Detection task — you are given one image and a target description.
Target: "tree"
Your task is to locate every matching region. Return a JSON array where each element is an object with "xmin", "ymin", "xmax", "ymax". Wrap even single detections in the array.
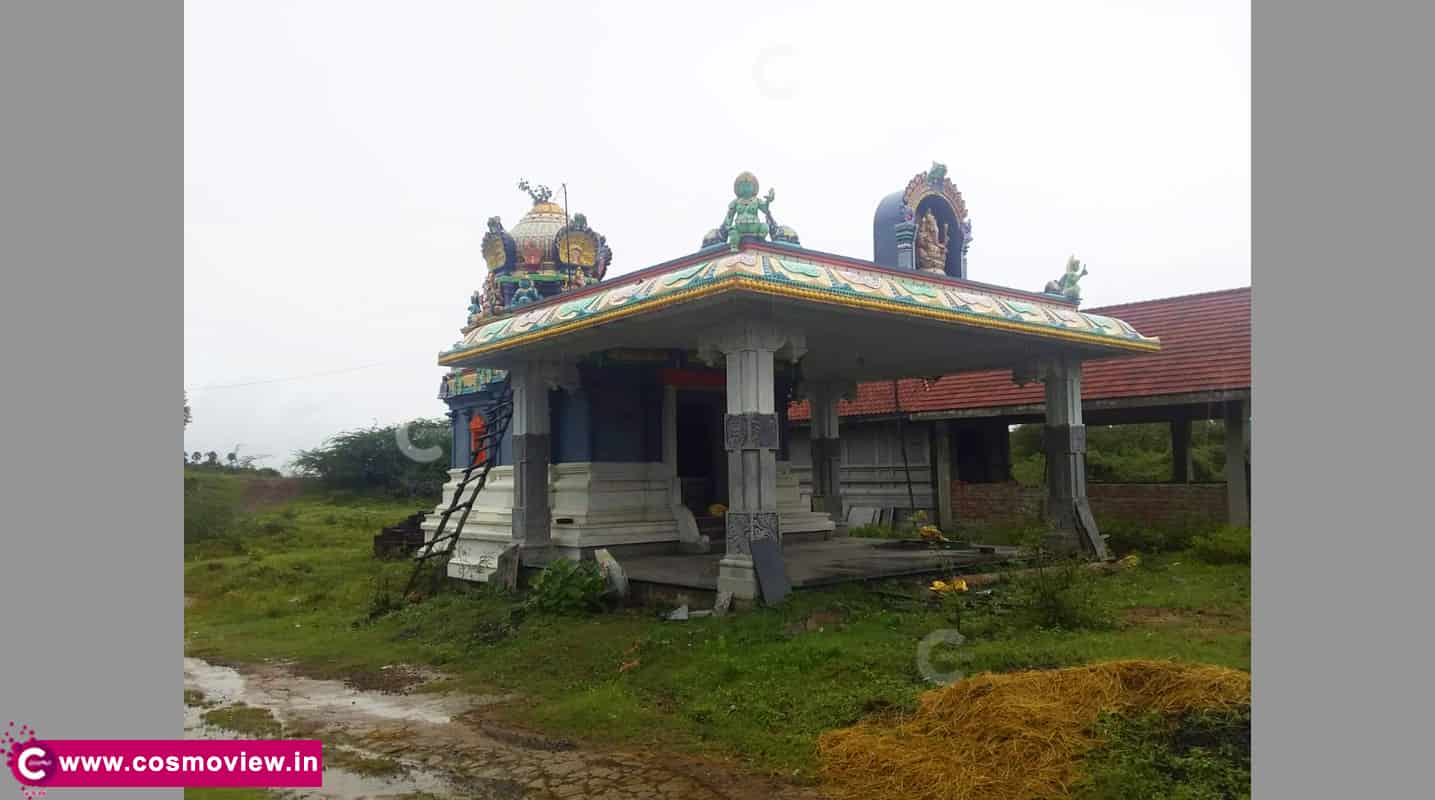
[
  {"xmin": 291, "ymin": 418, "xmax": 452, "ymax": 498},
  {"xmin": 204, "ymin": 451, "xmax": 219, "ymax": 466},
  {"xmin": 1008, "ymin": 421, "xmax": 1229, "ymax": 486},
  {"xmin": 190, "ymin": 451, "xmax": 203, "ymax": 465},
  {"xmin": 184, "ymin": 391, "xmax": 192, "ymax": 429}
]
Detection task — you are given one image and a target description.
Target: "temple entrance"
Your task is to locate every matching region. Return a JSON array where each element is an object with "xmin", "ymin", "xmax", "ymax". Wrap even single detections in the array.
[{"xmin": 675, "ymin": 390, "xmax": 726, "ymax": 516}]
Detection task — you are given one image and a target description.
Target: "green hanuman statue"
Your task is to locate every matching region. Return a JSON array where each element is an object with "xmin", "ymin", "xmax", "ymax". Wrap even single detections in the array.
[
  {"xmin": 1044, "ymin": 256, "xmax": 1089, "ymax": 302},
  {"xmin": 701, "ymin": 171, "xmax": 799, "ymax": 250},
  {"xmin": 721, "ymin": 171, "xmax": 776, "ymax": 251}
]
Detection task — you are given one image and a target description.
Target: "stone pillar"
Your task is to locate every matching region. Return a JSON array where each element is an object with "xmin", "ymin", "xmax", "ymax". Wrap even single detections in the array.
[
  {"xmin": 933, "ymin": 420, "xmax": 955, "ymax": 531},
  {"xmin": 806, "ymin": 380, "xmax": 850, "ymax": 528},
  {"xmin": 1171, "ymin": 416, "xmax": 1193, "ymax": 483},
  {"xmin": 661, "ymin": 384, "xmax": 680, "ymax": 501},
  {"xmin": 1021, "ymin": 358, "xmax": 1107, "ymax": 559},
  {"xmin": 700, "ymin": 320, "xmax": 805, "ymax": 600},
  {"xmin": 509, "ymin": 362, "xmax": 565, "ymax": 552},
  {"xmin": 1225, "ymin": 399, "xmax": 1250, "ymax": 526},
  {"xmin": 988, "ymin": 420, "xmax": 1013, "ymax": 482}
]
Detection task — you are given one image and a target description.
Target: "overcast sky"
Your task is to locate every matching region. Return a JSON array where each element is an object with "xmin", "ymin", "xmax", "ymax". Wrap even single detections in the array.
[{"xmin": 184, "ymin": 0, "xmax": 1250, "ymax": 469}]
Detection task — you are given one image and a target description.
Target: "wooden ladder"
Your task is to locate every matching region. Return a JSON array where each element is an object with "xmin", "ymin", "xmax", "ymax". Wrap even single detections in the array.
[{"xmin": 404, "ymin": 377, "xmax": 513, "ymax": 597}]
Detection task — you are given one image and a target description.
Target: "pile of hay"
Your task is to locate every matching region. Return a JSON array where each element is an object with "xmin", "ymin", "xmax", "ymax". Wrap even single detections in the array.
[{"xmin": 817, "ymin": 660, "xmax": 1250, "ymax": 800}]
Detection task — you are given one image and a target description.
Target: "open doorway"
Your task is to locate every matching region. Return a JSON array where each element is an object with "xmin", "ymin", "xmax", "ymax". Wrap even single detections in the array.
[{"xmin": 676, "ymin": 390, "xmax": 726, "ymax": 516}]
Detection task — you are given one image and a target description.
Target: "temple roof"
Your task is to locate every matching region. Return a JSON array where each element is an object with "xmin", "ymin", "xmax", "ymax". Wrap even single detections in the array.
[
  {"xmin": 788, "ymin": 287, "xmax": 1247, "ymax": 420},
  {"xmin": 438, "ymin": 241, "xmax": 1159, "ymax": 375}
]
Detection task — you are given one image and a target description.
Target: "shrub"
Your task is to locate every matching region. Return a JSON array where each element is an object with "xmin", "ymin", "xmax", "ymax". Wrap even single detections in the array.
[
  {"xmin": 1190, "ymin": 526, "xmax": 1251, "ymax": 565},
  {"xmin": 366, "ymin": 573, "xmax": 405, "ymax": 618},
  {"xmin": 1011, "ymin": 557, "xmax": 1113, "ymax": 630},
  {"xmin": 1101, "ymin": 518, "xmax": 1202, "ymax": 555},
  {"xmin": 526, "ymin": 559, "xmax": 608, "ymax": 614}
]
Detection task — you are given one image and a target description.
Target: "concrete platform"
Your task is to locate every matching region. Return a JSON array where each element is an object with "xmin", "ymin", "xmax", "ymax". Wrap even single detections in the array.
[{"xmin": 620, "ymin": 537, "xmax": 1020, "ymax": 594}]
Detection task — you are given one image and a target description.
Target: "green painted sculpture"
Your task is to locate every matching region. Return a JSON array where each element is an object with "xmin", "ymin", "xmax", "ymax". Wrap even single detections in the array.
[
  {"xmin": 1044, "ymin": 256, "xmax": 1089, "ymax": 302},
  {"xmin": 509, "ymin": 274, "xmax": 541, "ymax": 308},
  {"xmin": 725, "ymin": 171, "xmax": 773, "ymax": 251},
  {"xmin": 704, "ymin": 171, "xmax": 797, "ymax": 251}
]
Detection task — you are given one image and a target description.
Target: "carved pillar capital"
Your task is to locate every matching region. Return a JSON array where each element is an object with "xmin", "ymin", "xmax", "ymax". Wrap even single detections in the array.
[
  {"xmin": 696, "ymin": 318, "xmax": 806, "ymax": 365},
  {"xmin": 524, "ymin": 359, "xmax": 580, "ymax": 394},
  {"xmin": 1012, "ymin": 356, "xmax": 1085, "ymax": 387}
]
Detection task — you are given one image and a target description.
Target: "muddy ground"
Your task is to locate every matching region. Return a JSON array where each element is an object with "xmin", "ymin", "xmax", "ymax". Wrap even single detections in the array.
[{"xmin": 185, "ymin": 658, "xmax": 824, "ymax": 800}]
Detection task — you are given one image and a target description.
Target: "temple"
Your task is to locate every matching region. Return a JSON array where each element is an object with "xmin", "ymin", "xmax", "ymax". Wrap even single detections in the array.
[{"xmin": 428, "ymin": 166, "xmax": 1160, "ymax": 603}]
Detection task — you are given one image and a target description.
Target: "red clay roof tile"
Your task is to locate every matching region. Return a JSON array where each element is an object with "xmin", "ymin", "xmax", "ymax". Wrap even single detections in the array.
[{"xmin": 789, "ymin": 287, "xmax": 1250, "ymax": 420}]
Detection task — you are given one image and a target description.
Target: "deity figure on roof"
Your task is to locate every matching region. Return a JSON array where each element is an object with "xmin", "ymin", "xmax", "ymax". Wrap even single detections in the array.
[
  {"xmin": 915, "ymin": 210, "xmax": 950, "ymax": 274},
  {"xmin": 702, "ymin": 172, "xmax": 798, "ymax": 251},
  {"xmin": 509, "ymin": 275, "xmax": 541, "ymax": 308},
  {"xmin": 724, "ymin": 172, "xmax": 774, "ymax": 251},
  {"xmin": 1044, "ymin": 256, "xmax": 1089, "ymax": 302}
]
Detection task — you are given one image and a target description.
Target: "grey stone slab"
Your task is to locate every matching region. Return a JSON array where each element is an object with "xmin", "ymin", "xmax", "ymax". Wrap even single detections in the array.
[
  {"xmin": 750, "ymin": 536, "xmax": 791, "ymax": 605},
  {"xmin": 847, "ymin": 506, "xmax": 880, "ymax": 526}
]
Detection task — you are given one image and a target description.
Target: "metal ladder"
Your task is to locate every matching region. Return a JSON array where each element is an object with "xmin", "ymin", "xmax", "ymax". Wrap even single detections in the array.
[{"xmin": 404, "ymin": 377, "xmax": 513, "ymax": 597}]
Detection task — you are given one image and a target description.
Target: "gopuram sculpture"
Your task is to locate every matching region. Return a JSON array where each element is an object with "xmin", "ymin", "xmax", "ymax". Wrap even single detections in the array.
[{"xmin": 464, "ymin": 181, "xmax": 613, "ymax": 329}]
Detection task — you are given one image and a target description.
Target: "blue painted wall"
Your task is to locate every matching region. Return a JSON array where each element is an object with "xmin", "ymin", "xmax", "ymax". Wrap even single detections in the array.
[
  {"xmin": 552, "ymin": 387, "xmax": 593, "ymax": 464},
  {"xmin": 583, "ymin": 367, "xmax": 663, "ymax": 463}
]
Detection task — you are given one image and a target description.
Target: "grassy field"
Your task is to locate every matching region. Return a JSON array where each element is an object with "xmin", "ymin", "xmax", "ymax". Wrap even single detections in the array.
[{"xmin": 183, "ymin": 471, "xmax": 1249, "ymax": 784}]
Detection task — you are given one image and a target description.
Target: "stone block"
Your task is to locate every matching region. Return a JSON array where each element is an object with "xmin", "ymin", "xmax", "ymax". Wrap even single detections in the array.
[{"xmin": 593, "ymin": 548, "xmax": 629, "ymax": 598}]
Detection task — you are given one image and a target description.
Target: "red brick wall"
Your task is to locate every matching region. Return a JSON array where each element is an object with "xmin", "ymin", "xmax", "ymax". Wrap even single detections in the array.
[{"xmin": 951, "ymin": 482, "xmax": 1228, "ymax": 529}]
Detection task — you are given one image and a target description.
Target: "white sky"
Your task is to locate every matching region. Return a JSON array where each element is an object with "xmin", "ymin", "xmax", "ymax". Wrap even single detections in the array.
[{"xmin": 184, "ymin": 0, "xmax": 1250, "ymax": 469}]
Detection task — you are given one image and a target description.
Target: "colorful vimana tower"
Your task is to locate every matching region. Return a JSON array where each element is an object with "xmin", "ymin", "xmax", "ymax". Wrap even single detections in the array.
[{"xmin": 428, "ymin": 165, "xmax": 1159, "ymax": 604}]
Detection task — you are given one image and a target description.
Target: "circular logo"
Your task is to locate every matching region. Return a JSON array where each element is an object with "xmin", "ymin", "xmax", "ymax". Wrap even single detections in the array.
[
  {"xmin": 915, "ymin": 628, "xmax": 970, "ymax": 686},
  {"xmin": 12, "ymin": 741, "xmax": 57, "ymax": 786}
]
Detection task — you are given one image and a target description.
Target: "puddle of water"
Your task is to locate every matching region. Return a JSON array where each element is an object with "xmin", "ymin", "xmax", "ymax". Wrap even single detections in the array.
[
  {"xmin": 183, "ymin": 658, "xmax": 471, "ymax": 799},
  {"xmin": 184, "ymin": 657, "xmax": 477, "ymax": 726}
]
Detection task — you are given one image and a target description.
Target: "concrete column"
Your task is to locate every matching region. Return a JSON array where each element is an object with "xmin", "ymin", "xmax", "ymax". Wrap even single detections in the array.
[
  {"xmin": 661, "ymin": 384, "xmax": 680, "ymax": 502},
  {"xmin": 933, "ymin": 421, "xmax": 955, "ymax": 531},
  {"xmin": 1170, "ymin": 416, "xmax": 1193, "ymax": 483},
  {"xmin": 1225, "ymin": 399, "xmax": 1250, "ymax": 526},
  {"xmin": 510, "ymin": 363, "xmax": 553, "ymax": 550},
  {"xmin": 988, "ymin": 420, "xmax": 1013, "ymax": 482},
  {"xmin": 700, "ymin": 319, "xmax": 805, "ymax": 600},
  {"xmin": 1038, "ymin": 358, "xmax": 1107, "ymax": 559},
  {"xmin": 807, "ymin": 381, "xmax": 847, "ymax": 525},
  {"xmin": 448, "ymin": 409, "xmax": 468, "ymax": 469}
]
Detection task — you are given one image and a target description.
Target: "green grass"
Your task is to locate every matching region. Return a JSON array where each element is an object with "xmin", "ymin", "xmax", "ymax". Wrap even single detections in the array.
[
  {"xmin": 1075, "ymin": 708, "xmax": 1251, "ymax": 799},
  {"xmin": 184, "ymin": 789, "xmax": 290, "ymax": 800},
  {"xmin": 184, "ymin": 477, "xmax": 1250, "ymax": 779},
  {"xmin": 326, "ymin": 748, "xmax": 407, "ymax": 778},
  {"xmin": 200, "ymin": 704, "xmax": 284, "ymax": 739}
]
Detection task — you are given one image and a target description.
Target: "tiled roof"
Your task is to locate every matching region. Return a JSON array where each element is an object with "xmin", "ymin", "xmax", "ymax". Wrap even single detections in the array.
[{"xmin": 790, "ymin": 287, "xmax": 1250, "ymax": 420}]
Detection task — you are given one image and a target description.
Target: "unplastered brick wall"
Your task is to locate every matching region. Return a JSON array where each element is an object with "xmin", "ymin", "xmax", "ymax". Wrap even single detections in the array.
[{"xmin": 951, "ymin": 482, "xmax": 1229, "ymax": 529}]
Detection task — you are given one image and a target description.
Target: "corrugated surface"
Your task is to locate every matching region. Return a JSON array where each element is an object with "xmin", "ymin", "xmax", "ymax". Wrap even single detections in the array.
[{"xmin": 790, "ymin": 287, "xmax": 1250, "ymax": 420}]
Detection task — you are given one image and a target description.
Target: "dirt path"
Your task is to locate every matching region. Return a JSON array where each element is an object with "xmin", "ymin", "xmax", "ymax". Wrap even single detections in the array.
[{"xmin": 185, "ymin": 658, "xmax": 824, "ymax": 800}]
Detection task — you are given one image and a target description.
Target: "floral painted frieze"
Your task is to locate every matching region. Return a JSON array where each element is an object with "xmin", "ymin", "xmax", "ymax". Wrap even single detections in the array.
[{"xmin": 440, "ymin": 250, "xmax": 1159, "ymax": 364}]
